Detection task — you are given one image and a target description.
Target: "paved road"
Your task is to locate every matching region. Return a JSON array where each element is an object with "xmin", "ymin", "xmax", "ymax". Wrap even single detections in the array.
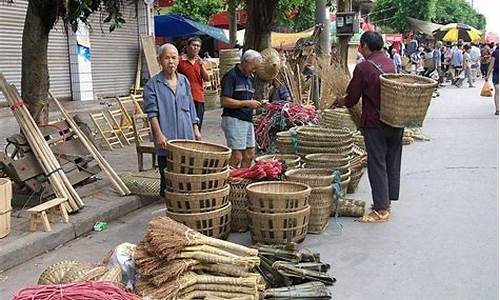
[{"xmin": 0, "ymin": 84, "xmax": 498, "ymax": 299}]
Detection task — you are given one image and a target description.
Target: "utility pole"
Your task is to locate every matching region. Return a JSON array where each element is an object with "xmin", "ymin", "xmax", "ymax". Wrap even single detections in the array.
[
  {"xmin": 228, "ymin": 0, "xmax": 237, "ymax": 47},
  {"xmin": 316, "ymin": 0, "xmax": 331, "ymax": 55},
  {"xmin": 337, "ymin": 0, "xmax": 352, "ymax": 69}
]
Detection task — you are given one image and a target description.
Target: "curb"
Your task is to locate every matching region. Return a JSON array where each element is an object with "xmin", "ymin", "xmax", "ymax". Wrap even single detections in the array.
[{"xmin": 0, "ymin": 193, "xmax": 159, "ymax": 272}]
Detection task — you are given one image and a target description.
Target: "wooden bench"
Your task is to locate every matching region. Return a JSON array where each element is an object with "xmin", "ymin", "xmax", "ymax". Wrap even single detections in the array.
[{"xmin": 27, "ymin": 198, "xmax": 69, "ymax": 232}]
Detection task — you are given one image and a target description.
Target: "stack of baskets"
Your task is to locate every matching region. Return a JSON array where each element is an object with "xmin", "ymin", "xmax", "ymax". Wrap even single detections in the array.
[
  {"xmin": 276, "ymin": 130, "xmax": 295, "ymax": 154},
  {"xmin": 352, "ymin": 131, "xmax": 365, "ymax": 150},
  {"xmin": 320, "ymin": 108, "xmax": 357, "ymax": 132},
  {"xmin": 295, "ymin": 126, "xmax": 354, "ymax": 157},
  {"xmin": 347, "ymin": 154, "xmax": 366, "ymax": 194},
  {"xmin": 255, "ymin": 154, "xmax": 301, "ymax": 170},
  {"xmin": 219, "ymin": 49, "xmax": 241, "ymax": 78},
  {"xmin": 246, "ymin": 181, "xmax": 311, "ymax": 244},
  {"xmin": 163, "ymin": 140, "xmax": 232, "ymax": 239},
  {"xmin": 303, "ymin": 153, "xmax": 351, "ymax": 196},
  {"xmin": 204, "ymin": 89, "xmax": 220, "ymax": 110},
  {"xmin": 285, "ymin": 169, "xmax": 335, "ymax": 233}
]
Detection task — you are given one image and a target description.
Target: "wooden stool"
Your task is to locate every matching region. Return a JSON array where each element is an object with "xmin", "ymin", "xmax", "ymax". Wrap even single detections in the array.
[{"xmin": 27, "ymin": 198, "xmax": 70, "ymax": 232}]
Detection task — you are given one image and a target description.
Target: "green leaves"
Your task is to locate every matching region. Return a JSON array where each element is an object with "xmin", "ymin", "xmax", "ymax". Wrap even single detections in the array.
[
  {"xmin": 169, "ymin": 0, "xmax": 225, "ymax": 23},
  {"xmin": 64, "ymin": 0, "xmax": 134, "ymax": 32}
]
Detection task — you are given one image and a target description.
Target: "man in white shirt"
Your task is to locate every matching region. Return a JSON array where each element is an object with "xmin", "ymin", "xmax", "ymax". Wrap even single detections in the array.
[{"xmin": 470, "ymin": 43, "xmax": 481, "ymax": 80}]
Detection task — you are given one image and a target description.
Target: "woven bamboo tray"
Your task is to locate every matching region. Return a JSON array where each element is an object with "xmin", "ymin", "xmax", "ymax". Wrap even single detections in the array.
[
  {"xmin": 166, "ymin": 202, "xmax": 232, "ymax": 239},
  {"xmin": 164, "ymin": 168, "xmax": 229, "ymax": 193},
  {"xmin": 247, "ymin": 205, "xmax": 310, "ymax": 244},
  {"xmin": 276, "ymin": 141, "xmax": 296, "ymax": 154},
  {"xmin": 347, "ymin": 169, "xmax": 364, "ymax": 194},
  {"xmin": 297, "ymin": 143, "xmax": 353, "ymax": 156},
  {"xmin": 227, "ymin": 177, "xmax": 253, "ymax": 233},
  {"xmin": 296, "ymin": 126, "xmax": 353, "ymax": 140},
  {"xmin": 165, "ymin": 185, "xmax": 230, "ymax": 213},
  {"xmin": 165, "ymin": 140, "xmax": 231, "ymax": 174},
  {"xmin": 255, "ymin": 154, "xmax": 301, "ymax": 166},
  {"xmin": 308, "ymin": 186, "xmax": 333, "ymax": 234},
  {"xmin": 379, "ymin": 74, "xmax": 437, "ymax": 128},
  {"xmin": 120, "ymin": 170, "xmax": 160, "ymax": 198},
  {"xmin": 285, "ymin": 168, "xmax": 335, "ymax": 188},
  {"xmin": 297, "ymin": 138, "xmax": 352, "ymax": 148},
  {"xmin": 246, "ymin": 181, "xmax": 311, "ymax": 213}
]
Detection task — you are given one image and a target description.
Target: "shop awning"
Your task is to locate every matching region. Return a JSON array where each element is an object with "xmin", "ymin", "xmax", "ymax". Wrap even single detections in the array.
[{"xmin": 155, "ymin": 14, "xmax": 229, "ymax": 43}]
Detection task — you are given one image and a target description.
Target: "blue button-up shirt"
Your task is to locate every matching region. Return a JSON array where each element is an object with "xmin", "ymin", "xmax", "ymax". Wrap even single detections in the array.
[{"xmin": 143, "ymin": 72, "xmax": 199, "ymax": 156}]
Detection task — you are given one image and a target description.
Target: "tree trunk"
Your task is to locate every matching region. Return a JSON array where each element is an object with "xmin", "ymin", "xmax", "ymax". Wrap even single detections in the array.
[
  {"xmin": 21, "ymin": 1, "xmax": 60, "ymax": 124},
  {"xmin": 336, "ymin": 0, "xmax": 351, "ymax": 69},
  {"xmin": 243, "ymin": 0, "xmax": 278, "ymax": 52},
  {"xmin": 228, "ymin": 0, "xmax": 237, "ymax": 47}
]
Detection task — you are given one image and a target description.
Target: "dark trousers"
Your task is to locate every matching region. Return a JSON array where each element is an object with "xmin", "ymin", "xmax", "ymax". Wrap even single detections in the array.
[
  {"xmin": 363, "ymin": 125, "xmax": 404, "ymax": 211},
  {"xmin": 481, "ymin": 63, "xmax": 489, "ymax": 78},
  {"xmin": 195, "ymin": 101, "xmax": 205, "ymax": 130},
  {"xmin": 158, "ymin": 155, "xmax": 167, "ymax": 197}
]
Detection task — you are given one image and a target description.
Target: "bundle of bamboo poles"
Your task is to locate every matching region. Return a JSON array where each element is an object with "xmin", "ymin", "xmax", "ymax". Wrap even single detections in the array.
[
  {"xmin": 48, "ymin": 91, "xmax": 131, "ymax": 196},
  {"xmin": 0, "ymin": 74, "xmax": 83, "ymax": 212},
  {"xmin": 134, "ymin": 217, "xmax": 263, "ymax": 300}
]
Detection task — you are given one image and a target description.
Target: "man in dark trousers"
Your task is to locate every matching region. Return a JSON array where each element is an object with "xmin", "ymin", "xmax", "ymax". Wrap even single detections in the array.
[{"xmin": 338, "ymin": 31, "xmax": 403, "ymax": 223}]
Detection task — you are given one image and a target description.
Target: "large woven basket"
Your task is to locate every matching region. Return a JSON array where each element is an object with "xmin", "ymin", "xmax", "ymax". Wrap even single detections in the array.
[
  {"xmin": 297, "ymin": 138, "xmax": 352, "ymax": 148},
  {"xmin": 246, "ymin": 181, "xmax": 311, "ymax": 213},
  {"xmin": 165, "ymin": 140, "xmax": 231, "ymax": 174},
  {"xmin": 285, "ymin": 168, "xmax": 335, "ymax": 188},
  {"xmin": 166, "ymin": 202, "xmax": 232, "ymax": 239},
  {"xmin": 308, "ymin": 186, "xmax": 334, "ymax": 234},
  {"xmin": 164, "ymin": 168, "xmax": 229, "ymax": 193},
  {"xmin": 348, "ymin": 169, "xmax": 364, "ymax": 194},
  {"xmin": 297, "ymin": 143, "xmax": 353, "ymax": 156},
  {"xmin": 227, "ymin": 177, "xmax": 253, "ymax": 233},
  {"xmin": 379, "ymin": 74, "xmax": 437, "ymax": 128},
  {"xmin": 219, "ymin": 49, "xmax": 240, "ymax": 77},
  {"xmin": 165, "ymin": 185, "xmax": 230, "ymax": 213},
  {"xmin": 296, "ymin": 126, "xmax": 353, "ymax": 140},
  {"xmin": 247, "ymin": 206, "xmax": 310, "ymax": 244}
]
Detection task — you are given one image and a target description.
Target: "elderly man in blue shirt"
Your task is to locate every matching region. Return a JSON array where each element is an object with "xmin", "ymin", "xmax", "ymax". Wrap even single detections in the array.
[{"xmin": 143, "ymin": 43, "xmax": 202, "ymax": 197}]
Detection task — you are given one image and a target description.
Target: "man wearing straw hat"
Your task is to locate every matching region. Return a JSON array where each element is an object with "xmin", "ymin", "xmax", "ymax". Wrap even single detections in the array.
[
  {"xmin": 143, "ymin": 43, "xmax": 202, "ymax": 197},
  {"xmin": 337, "ymin": 31, "xmax": 403, "ymax": 223},
  {"xmin": 220, "ymin": 49, "xmax": 263, "ymax": 168}
]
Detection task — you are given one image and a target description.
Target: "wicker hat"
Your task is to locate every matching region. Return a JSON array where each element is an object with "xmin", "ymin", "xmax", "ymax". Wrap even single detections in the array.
[{"xmin": 256, "ymin": 48, "xmax": 282, "ymax": 81}]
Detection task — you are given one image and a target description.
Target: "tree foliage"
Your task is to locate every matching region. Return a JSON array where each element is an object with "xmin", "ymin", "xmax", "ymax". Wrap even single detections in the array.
[
  {"xmin": 169, "ymin": 0, "xmax": 225, "ymax": 23},
  {"xmin": 276, "ymin": 0, "xmax": 316, "ymax": 32},
  {"xmin": 370, "ymin": 0, "xmax": 486, "ymax": 33}
]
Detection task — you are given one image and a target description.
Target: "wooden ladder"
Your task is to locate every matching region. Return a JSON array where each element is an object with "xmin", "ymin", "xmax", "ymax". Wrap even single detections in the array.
[{"xmin": 27, "ymin": 198, "xmax": 70, "ymax": 232}]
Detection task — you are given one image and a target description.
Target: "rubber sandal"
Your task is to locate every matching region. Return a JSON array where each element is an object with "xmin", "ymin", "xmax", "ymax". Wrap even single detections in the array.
[{"xmin": 358, "ymin": 210, "xmax": 390, "ymax": 223}]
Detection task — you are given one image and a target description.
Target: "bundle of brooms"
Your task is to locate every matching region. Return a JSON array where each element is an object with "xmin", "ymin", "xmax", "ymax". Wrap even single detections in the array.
[
  {"xmin": 134, "ymin": 216, "xmax": 264, "ymax": 300},
  {"xmin": 253, "ymin": 243, "xmax": 335, "ymax": 294},
  {"xmin": 314, "ymin": 56, "xmax": 362, "ymax": 128}
]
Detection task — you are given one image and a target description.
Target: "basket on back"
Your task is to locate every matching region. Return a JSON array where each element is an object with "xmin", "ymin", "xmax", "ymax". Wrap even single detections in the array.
[
  {"xmin": 246, "ymin": 181, "xmax": 311, "ymax": 244},
  {"xmin": 379, "ymin": 74, "xmax": 437, "ymax": 128},
  {"xmin": 165, "ymin": 140, "xmax": 231, "ymax": 174}
]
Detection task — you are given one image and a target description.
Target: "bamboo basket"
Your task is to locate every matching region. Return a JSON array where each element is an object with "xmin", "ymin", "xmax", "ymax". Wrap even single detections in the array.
[
  {"xmin": 166, "ymin": 202, "xmax": 232, "ymax": 239},
  {"xmin": 347, "ymin": 169, "xmax": 364, "ymax": 194},
  {"xmin": 297, "ymin": 143, "xmax": 353, "ymax": 156},
  {"xmin": 0, "ymin": 178, "xmax": 11, "ymax": 238},
  {"xmin": 296, "ymin": 126, "xmax": 353, "ymax": 140},
  {"xmin": 165, "ymin": 140, "xmax": 231, "ymax": 174},
  {"xmin": 297, "ymin": 138, "xmax": 352, "ymax": 148},
  {"xmin": 246, "ymin": 181, "xmax": 311, "ymax": 213},
  {"xmin": 247, "ymin": 206, "xmax": 310, "ymax": 244},
  {"xmin": 165, "ymin": 185, "xmax": 230, "ymax": 213},
  {"xmin": 205, "ymin": 90, "xmax": 220, "ymax": 110},
  {"xmin": 304, "ymin": 153, "xmax": 351, "ymax": 168},
  {"xmin": 276, "ymin": 141, "xmax": 296, "ymax": 155},
  {"xmin": 227, "ymin": 177, "xmax": 253, "ymax": 233},
  {"xmin": 219, "ymin": 49, "xmax": 241, "ymax": 77},
  {"xmin": 307, "ymin": 186, "xmax": 333, "ymax": 234},
  {"xmin": 379, "ymin": 74, "xmax": 437, "ymax": 128},
  {"xmin": 285, "ymin": 168, "xmax": 335, "ymax": 188},
  {"xmin": 120, "ymin": 170, "xmax": 160, "ymax": 198},
  {"xmin": 165, "ymin": 169, "xmax": 229, "ymax": 193},
  {"xmin": 255, "ymin": 154, "xmax": 301, "ymax": 167}
]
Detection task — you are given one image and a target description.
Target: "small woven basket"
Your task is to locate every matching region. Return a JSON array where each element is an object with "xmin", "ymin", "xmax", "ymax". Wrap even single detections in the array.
[
  {"xmin": 164, "ymin": 168, "xmax": 229, "ymax": 193},
  {"xmin": 379, "ymin": 74, "xmax": 437, "ymax": 128},
  {"xmin": 227, "ymin": 177, "xmax": 253, "ymax": 233},
  {"xmin": 246, "ymin": 181, "xmax": 311, "ymax": 213},
  {"xmin": 308, "ymin": 186, "xmax": 334, "ymax": 234},
  {"xmin": 247, "ymin": 206, "xmax": 311, "ymax": 244},
  {"xmin": 166, "ymin": 202, "xmax": 232, "ymax": 239},
  {"xmin": 165, "ymin": 185, "xmax": 230, "ymax": 213},
  {"xmin": 285, "ymin": 168, "xmax": 335, "ymax": 188},
  {"xmin": 165, "ymin": 140, "xmax": 231, "ymax": 174}
]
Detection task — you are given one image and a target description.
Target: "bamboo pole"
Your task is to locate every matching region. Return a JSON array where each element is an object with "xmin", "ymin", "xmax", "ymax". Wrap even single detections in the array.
[
  {"xmin": 48, "ymin": 91, "xmax": 131, "ymax": 195},
  {"xmin": 0, "ymin": 75, "xmax": 83, "ymax": 211}
]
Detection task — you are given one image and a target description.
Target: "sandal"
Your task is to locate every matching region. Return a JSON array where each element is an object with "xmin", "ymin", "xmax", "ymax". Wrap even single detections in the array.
[{"xmin": 358, "ymin": 210, "xmax": 390, "ymax": 223}]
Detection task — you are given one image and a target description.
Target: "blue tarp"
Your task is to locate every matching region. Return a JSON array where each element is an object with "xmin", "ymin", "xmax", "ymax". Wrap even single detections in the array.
[{"xmin": 154, "ymin": 14, "xmax": 229, "ymax": 43}]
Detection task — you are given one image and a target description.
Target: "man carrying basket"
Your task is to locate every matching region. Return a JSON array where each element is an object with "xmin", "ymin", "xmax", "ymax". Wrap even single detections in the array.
[{"xmin": 337, "ymin": 31, "xmax": 404, "ymax": 223}]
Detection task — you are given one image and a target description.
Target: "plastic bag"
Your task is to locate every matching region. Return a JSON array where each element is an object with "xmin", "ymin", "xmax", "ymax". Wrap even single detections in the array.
[{"xmin": 481, "ymin": 81, "xmax": 493, "ymax": 97}]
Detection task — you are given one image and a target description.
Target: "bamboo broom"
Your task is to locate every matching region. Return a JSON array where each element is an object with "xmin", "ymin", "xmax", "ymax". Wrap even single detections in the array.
[
  {"xmin": 144, "ymin": 217, "xmax": 258, "ymax": 259},
  {"xmin": 48, "ymin": 91, "xmax": 131, "ymax": 196},
  {"xmin": 192, "ymin": 263, "xmax": 258, "ymax": 278},
  {"xmin": 174, "ymin": 251, "xmax": 260, "ymax": 268},
  {"xmin": 0, "ymin": 75, "xmax": 83, "ymax": 211},
  {"xmin": 180, "ymin": 291, "xmax": 258, "ymax": 300},
  {"xmin": 179, "ymin": 283, "xmax": 258, "ymax": 295}
]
